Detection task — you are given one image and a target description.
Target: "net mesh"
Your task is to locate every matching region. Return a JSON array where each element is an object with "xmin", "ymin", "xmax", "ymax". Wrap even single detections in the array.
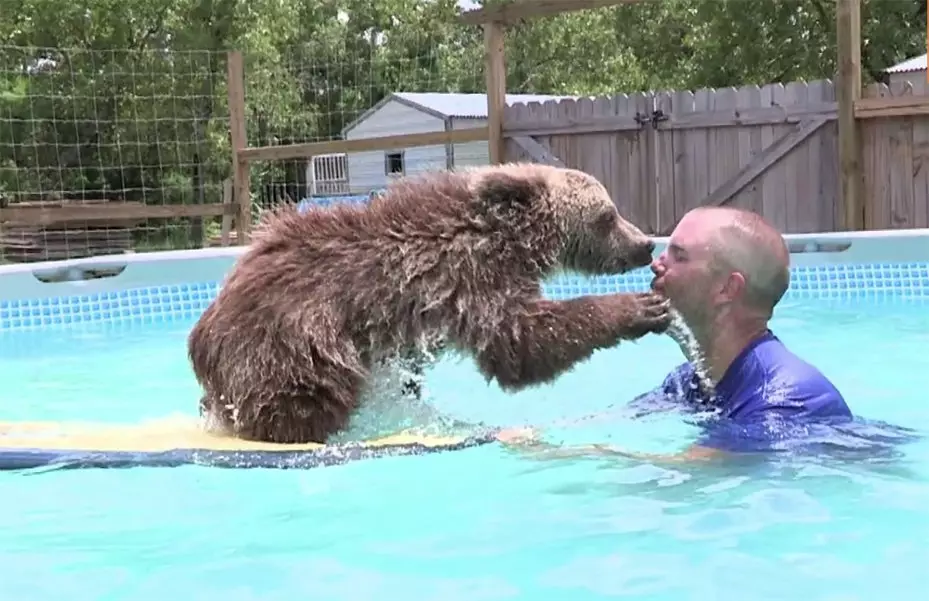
[
  {"xmin": 0, "ymin": 46, "xmax": 229, "ymax": 262},
  {"xmin": 240, "ymin": 8, "xmax": 487, "ymax": 225},
  {"xmin": 0, "ymin": 2, "xmax": 656, "ymax": 264}
]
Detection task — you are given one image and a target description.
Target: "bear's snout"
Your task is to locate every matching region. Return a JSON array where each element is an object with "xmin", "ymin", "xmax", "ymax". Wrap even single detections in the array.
[{"xmin": 625, "ymin": 239, "xmax": 657, "ymax": 270}]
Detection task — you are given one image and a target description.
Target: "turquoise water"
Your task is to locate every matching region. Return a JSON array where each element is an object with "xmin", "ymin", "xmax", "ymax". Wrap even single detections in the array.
[{"xmin": 0, "ymin": 300, "xmax": 928, "ymax": 600}]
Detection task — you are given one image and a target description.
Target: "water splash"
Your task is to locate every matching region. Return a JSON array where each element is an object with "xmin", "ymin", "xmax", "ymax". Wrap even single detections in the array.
[
  {"xmin": 667, "ymin": 308, "xmax": 716, "ymax": 400},
  {"xmin": 330, "ymin": 350, "xmax": 470, "ymax": 444}
]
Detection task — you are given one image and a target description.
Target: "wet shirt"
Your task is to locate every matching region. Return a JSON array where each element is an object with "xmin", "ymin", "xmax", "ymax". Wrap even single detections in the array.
[{"xmin": 656, "ymin": 330, "xmax": 853, "ymax": 452}]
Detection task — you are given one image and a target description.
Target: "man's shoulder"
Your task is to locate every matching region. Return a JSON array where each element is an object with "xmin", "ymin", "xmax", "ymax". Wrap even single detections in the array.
[{"xmin": 733, "ymin": 333, "xmax": 850, "ymax": 420}]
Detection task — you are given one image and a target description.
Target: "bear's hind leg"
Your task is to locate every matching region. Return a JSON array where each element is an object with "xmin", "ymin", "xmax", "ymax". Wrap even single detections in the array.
[
  {"xmin": 234, "ymin": 374, "xmax": 363, "ymax": 445},
  {"xmin": 199, "ymin": 392, "xmax": 235, "ymax": 435}
]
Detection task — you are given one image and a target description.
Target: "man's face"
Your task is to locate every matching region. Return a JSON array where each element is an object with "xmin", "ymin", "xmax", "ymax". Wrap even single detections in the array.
[{"xmin": 650, "ymin": 213, "xmax": 723, "ymax": 328}]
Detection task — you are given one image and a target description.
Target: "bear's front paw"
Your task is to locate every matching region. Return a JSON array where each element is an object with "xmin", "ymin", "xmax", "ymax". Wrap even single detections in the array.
[{"xmin": 609, "ymin": 291, "xmax": 672, "ymax": 340}]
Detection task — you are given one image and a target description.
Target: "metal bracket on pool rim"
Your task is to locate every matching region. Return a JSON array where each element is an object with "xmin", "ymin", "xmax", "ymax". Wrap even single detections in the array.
[{"xmin": 31, "ymin": 262, "xmax": 128, "ymax": 284}]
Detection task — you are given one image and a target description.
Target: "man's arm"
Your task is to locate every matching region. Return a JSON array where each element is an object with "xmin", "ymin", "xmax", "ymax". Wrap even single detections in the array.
[{"xmin": 494, "ymin": 428, "xmax": 725, "ymax": 464}]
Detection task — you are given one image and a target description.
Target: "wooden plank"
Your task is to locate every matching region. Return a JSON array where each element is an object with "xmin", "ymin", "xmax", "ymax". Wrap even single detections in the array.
[
  {"xmin": 657, "ymin": 117, "xmax": 832, "ymax": 235},
  {"xmin": 761, "ymin": 85, "xmax": 790, "ymax": 232},
  {"xmin": 0, "ymin": 202, "xmax": 236, "ymax": 228},
  {"xmin": 806, "ymin": 80, "xmax": 836, "ymax": 232},
  {"xmin": 1, "ymin": 230, "xmax": 133, "ymax": 242},
  {"xmin": 653, "ymin": 92, "xmax": 675, "ymax": 233},
  {"xmin": 711, "ymin": 87, "xmax": 739, "ymax": 223},
  {"xmin": 663, "ymin": 102, "xmax": 837, "ymax": 129},
  {"xmin": 582, "ymin": 97, "xmax": 625, "ymax": 220},
  {"xmin": 635, "ymin": 92, "xmax": 657, "ymax": 233},
  {"xmin": 613, "ymin": 96, "xmax": 636, "ymax": 224},
  {"xmin": 504, "ymin": 104, "xmax": 836, "ymax": 138},
  {"xmin": 1, "ymin": 225, "xmax": 135, "ymax": 262},
  {"xmin": 240, "ymin": 127, "xmax": 489, "ymax": 162},
  {"xmin": 912, "ymin": 91, "xmax": 929, "ymax": 228},
  {"xmin": 836, "ymin": 0, "xmax": 863, "ymax": 230},
  {"xmin": 707, "ymin": 117, "xmax": 830, "ymax": 209},
  {"xmin": 227, "ymin": 50, "xmax": 252, "ymax": 243},
  {"xmin": 484, "ymin": 23, "xmax": 507, "ymax": 164},
  {"xmin": 669, "ymin": 90, "xmax": 695, "ymax": 227},
  {"xmin": 458, "ymin": 0, "xmax": 649, "ymax": 25},
  {"xmin": 735, "ymin": 84, "xmax": 765, "ymax": 216},
  {"xmin": 506, "ymin": 115, "xmax": 641, "ymax": 137},
  {"xmin": 220, "ymin": 178, "xmax": 233, "ymax": 246},
  {"xmin": 888, "ymin": 108, "xmax": 915, "ymax": 228},
  {"xmin": 854, "ymin": 95, "xmax": 929, "ymax": 119},
  {"xmin": 786, "ymin": 82, "xmax": 811, "ymax": 232},
  {"xmin": 510, "ymin": 136, "xmax": 565, "ymax": 166}
]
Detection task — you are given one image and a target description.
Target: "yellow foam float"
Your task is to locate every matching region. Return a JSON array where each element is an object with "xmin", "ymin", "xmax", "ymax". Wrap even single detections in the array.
[{"xmin": 0, "ymin": 416, "xmax": 497, "ymax": 471}]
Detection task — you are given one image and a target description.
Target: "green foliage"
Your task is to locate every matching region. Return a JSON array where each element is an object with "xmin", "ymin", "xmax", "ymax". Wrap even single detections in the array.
[{"xmin": 0, "ymin": 0, "xmax": 924, "ymax": 227}]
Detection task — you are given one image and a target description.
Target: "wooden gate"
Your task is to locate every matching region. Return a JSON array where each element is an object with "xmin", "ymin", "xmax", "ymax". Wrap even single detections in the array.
[
  {"xmin": 504, "ymin": 95, "xmax": 658, "ymax": 233},
  {"xmin": 503, "ymin": 80, "xmax": 840, "ymax": 236}
]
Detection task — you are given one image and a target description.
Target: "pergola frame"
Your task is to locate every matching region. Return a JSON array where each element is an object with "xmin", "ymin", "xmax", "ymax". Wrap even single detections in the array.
[{"xmin": 458, "ymin": 0, "xmax": 867, "ymax": 230}]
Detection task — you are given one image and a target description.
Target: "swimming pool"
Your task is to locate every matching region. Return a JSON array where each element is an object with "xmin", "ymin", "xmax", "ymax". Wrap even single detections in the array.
[{"xmin": 0, "ymin": 228, "xmax": 928, "ymax": 600}]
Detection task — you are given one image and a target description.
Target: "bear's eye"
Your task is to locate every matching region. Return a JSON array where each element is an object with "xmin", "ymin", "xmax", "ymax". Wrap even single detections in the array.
[{"xmin": 595, "ymin": 209, "xmax": 617, "ymax": 229}]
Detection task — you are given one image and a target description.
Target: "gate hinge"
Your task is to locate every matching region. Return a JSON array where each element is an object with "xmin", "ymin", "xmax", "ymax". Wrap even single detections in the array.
[{"xmin": 634, "ymin": 109, "xmax": 669, "ymax": 129}]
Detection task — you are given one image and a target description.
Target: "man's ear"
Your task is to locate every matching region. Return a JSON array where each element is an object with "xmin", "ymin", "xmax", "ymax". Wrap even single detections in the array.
[{"xmin": 719, "ymin": 271, "xmax": 747, "ymax": 303}]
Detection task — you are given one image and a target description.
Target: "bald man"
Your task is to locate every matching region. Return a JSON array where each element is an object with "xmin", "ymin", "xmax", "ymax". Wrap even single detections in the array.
[{"xmin": 495, "ymin": 206, "xmax": 852, "ymax": 462}]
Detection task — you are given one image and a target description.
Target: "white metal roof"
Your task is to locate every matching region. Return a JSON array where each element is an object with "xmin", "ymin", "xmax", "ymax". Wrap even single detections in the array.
[
  {"xmin": 393, "ymin": 92, "xmax": 576, "ymax": 118},
  {"xmin": 341, "ymin": 91, "xmax": 577, "ymax": 136},
  {"xmin": 885, "ymin": 53, "xmax": 927, "ymax": 74}
]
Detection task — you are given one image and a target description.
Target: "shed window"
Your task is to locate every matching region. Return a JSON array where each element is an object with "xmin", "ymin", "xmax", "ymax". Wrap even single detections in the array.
[{"xmin": 385, "ymin": 151, "xmax": 405, "ymax": 176}]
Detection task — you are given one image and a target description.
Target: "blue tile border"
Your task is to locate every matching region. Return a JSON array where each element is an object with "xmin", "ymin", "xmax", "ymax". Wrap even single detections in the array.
[
  {"xmin": 0, "ymin": 282, "xmax": 220, "ymax": 332},
  {"xmin": 0, "ymin": 262, "xmax": 927, "ymax": 333}
]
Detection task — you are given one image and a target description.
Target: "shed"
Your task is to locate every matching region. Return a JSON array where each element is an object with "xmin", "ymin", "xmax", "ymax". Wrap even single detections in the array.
[
  {"xmin": 884, "ymin": 53, "xmax": 927, "ymax": 89},
  {"xmin": 318, "ymin": 92, "xmax": 573, "ymax": 195}
]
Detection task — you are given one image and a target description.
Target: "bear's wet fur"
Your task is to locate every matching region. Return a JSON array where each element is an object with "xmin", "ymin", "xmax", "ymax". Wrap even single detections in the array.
[{"xmin": 188, "ymin": 163, "xmax": 671, "ymax": 444}]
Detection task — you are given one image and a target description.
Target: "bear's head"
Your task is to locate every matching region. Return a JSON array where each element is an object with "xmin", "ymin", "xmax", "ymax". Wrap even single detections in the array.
[{"xmin": 468, "ymin": 163, "xmax": 656, "ymax": 277}]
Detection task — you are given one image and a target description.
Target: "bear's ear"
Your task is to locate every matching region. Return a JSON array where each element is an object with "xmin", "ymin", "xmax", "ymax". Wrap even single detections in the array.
[{"xmin": 473, "ymin": 171, "xmax": 546, "ymax": 212}]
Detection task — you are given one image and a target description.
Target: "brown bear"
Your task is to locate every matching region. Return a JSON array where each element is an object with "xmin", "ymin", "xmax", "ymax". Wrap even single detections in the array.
[{"xmin": 187, "ymin": 162, "xmax": 671, "ymax": 444}]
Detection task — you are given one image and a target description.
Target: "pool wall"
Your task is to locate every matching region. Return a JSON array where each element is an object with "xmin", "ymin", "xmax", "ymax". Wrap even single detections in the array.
[{"xmin": 0, "ymin": 228, "xmax": 927, "ymax": 332}]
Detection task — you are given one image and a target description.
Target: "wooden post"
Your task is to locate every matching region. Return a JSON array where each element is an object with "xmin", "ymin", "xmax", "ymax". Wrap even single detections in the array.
[
  {"xmin": 836, "ymin": 0, "xmax": 863, "ymax": 231},
  {"xmin": 220, "ymin": 178, "xmax": 233, "ymax": 246},
  {"xmin": 484, "ymin": 22, "xmax": 507, "ymax": 164},
  {"xmin": 226, "ymin": 50, "xmax": 252, "ymax": 244}
]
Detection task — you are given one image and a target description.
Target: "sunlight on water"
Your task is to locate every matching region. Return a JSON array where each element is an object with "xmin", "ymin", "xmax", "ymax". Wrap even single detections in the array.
[{"xmin": 0, "ymin": 300, "xmax": 928, "ymax": 600}]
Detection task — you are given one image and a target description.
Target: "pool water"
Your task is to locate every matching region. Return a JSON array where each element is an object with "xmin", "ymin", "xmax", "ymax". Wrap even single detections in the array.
[{"xmin": 1, "ymin": 299, "xmax": 928, "ymax": 601}]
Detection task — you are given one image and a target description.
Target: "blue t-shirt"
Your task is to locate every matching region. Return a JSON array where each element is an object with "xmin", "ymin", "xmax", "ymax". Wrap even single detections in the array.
[{"xmin": 653, "ymin": 330, "xmax": 852, "ymax": 452}]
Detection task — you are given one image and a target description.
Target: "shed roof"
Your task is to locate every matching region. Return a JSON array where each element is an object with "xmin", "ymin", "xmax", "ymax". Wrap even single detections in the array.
[
  {"xmin": 885, "ymin": 53, "xmax": 927, "ymax": 74},
  {"xmin": 341, "ymin": 92, "xmax": 576, "ymax": 136}
]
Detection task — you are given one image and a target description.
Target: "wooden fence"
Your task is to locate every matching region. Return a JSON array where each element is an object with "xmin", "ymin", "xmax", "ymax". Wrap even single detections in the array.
[{"xmin": 504, "ymin": 77, "xmax": 929, "ymax": 235}]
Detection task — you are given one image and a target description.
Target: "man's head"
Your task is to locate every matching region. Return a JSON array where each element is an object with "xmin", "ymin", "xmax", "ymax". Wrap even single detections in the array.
[{"xmin": 650, "ymin": 206, "xmax": 790, "ymax": 334}]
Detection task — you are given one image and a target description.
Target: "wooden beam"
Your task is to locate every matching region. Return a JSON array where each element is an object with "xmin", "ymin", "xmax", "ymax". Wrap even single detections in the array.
[
  {"xmin": 854, "ymin": 95, "xmax": 929, "ymax": 119},
  {"xmin": 506, "ymin": 114, "xmax": 641, "ymax": 137},
  {"xmin": 504, "ymin": 103, "xmax": 838, "ymax": 138},
  {"xmin": 702, "ymin": 117, "xmax": 831, "ymax": 206},
  {"xmin": 658, "ymin": 117, "xmax": 831, "ymax": 235},
  {"xmin": 239, "ymin": 128, "xmax": 489, "ymax": 162},
  {"xmin": 459, "ymin": 0, "xmax": 647, "ymax": 25},
  {"xmin": 510, "ymin": 136, "xmax": 565, "ymax": 166},
  {"xmin": 484, "ymin": 22, "xmax": 507, "ymax": 164},
  {"xmin": 227, "ymin": 50, "xmax": 251, "ymax": 243},
  {"xmin": 220, "ymin": 178, "xmax": 234, "ymax": 246},
  {"xmin": 664, "ymin": 103, "xmax": 837, "ymax": 130},
  {"xmin": 0, "ymin": 202, "xmax": 236, "ymax": 228},
  {"xmin": 705, "ymin": 118, "xmax": 831, "ymax": 208},
  {"xmin": 836, "ymin": 0, "xmax": 863, "ymax": 231}
]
